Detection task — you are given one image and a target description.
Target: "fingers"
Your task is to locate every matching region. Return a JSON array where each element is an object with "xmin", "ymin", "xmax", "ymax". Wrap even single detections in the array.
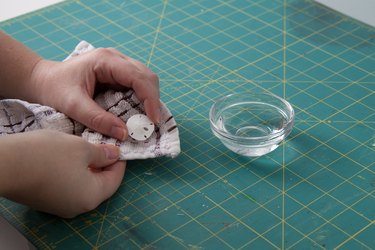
[
  {"xmin": 95, "ymin": 161, "xmax": 126, "ymax": 200},
  {"xmin": 91, "ymin": 49, "xmax": 161, "ymax": 124},
  {"xmin": 128, "ymin": 58, "xmax": 161, "ymax": 124},
  {"xmin": 88, "ymin": 143, "xmax": 121, "ymax": 168},
  {"xmin": 70, "ymin": 95, "xmax": 128, "ymax": 141},
  {"xmin": 144, "ymin": 98, "xmax": 161, "ymax": 124},
  {"xmin": 87, "ymin": 145, "xmax": 125, "ymax": 208}
]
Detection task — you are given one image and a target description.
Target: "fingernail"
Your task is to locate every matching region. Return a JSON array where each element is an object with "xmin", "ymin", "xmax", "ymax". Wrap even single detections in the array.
[
  {"xmin": 111, "ymin": 126, "xmax": 127, "ymax": 141},
  {"xmin": 155, "ymin": 115, "xmax": 161, "ymax": 125},
  {"xmin": 104, "ymin": 146, "xmax": 120, "ymax": 160},
  {"xmin": 154, "ymin": 112, "xmax": 161, "ymax": 125}
]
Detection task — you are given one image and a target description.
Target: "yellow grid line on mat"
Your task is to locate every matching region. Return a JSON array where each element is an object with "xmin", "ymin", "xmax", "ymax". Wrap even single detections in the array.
[{"xmin": 0, "ymin": 0, "xmax": 374, "ymax": 249}]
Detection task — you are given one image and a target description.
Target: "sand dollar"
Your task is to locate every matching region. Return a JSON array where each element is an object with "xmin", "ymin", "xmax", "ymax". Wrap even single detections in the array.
[{"xmin": 126, "ymin": 114, "xmax": 155, "ymax": 141}]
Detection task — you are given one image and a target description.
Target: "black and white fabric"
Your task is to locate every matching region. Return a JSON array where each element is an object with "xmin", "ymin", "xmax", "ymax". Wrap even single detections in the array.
[{"xmin": 0, "ymin": 41, "xmax": 181, "ymax": 160}]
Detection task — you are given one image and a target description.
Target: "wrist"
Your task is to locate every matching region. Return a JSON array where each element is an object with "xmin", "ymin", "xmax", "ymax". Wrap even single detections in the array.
[{"xmin": 28, "ymin": 59, "xmax": 54, "ymax": 105}]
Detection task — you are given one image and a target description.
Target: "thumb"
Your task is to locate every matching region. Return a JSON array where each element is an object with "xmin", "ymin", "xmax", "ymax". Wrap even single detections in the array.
[
  {"xmin": 92, "ymin": 161, "xmax": 126, "ymax": 202},
  {"xmin": 71, "ymin": 96, "xmax": 128, "ymax": 141},
  {"xmin": 88, "ymin": 143, "xmax": 120, "ymax": 168}
]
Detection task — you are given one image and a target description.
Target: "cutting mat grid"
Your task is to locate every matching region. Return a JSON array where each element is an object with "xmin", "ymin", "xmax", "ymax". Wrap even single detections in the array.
[{"xmin": 1, "ymin": 0, "xmax": 374, "ymax": 249}]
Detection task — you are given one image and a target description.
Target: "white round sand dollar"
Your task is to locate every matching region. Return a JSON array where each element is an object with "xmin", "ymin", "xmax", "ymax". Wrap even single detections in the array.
[{"xmin": 126, "ymin": 114, "xmax": 155, "ymax": 141}]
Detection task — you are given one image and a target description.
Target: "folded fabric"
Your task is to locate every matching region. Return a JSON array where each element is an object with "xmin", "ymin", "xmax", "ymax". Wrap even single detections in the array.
[
  {"xmin": 0, "ymin": 99, "xmax": 84, "ymax": 135},
  {"xmin": 0, "ymin": 41, "xmax": 181, "ymax": 160},
  {"xmin": 82, "ymin": 89, "xmax": 180, "ymax": 159}
]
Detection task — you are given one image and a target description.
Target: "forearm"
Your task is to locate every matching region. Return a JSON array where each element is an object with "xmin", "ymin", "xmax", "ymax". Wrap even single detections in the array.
[
  {"xmin": 0, "ymin": 134, "xmax": 24, "ymax": 197},
  {"xmin": 0, "ymin": 31, "xmax": 42, "ymax": 102},
  {"xmin": 0, "ymin": 132, "xmax": 45, "ymax": 198}
]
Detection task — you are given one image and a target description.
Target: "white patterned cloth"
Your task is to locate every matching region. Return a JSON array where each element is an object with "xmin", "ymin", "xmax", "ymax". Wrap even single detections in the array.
[{"xmin": 0, "ymin": 41, "xmax": 181, "ymax": 160}]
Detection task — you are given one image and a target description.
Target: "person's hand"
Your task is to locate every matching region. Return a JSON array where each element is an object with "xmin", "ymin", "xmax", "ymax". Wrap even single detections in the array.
[
  {"xmin": 0, "ymin": 130, "xmax": 126, "ymax": 218},
  {"xmin": 29, "ymin": 48, "xmax": 160, "ymax": 141}
]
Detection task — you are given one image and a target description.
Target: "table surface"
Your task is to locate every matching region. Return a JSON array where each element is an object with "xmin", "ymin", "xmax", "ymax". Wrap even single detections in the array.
[
  {"xmin": 0, "ymin": 0, "xmax": 374, "ymax": 249},
  {"xmin": 0, "ymin": 0, "xmax": 64, "ymax": 22}
]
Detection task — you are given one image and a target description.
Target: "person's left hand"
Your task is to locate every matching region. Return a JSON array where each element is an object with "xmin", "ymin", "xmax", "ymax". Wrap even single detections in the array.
[
  {"xmin": 29, "ymin": 48, "xmax": 160, "ymax": 141},
  {"xmin": 0, "ymin": 130, "xmax": 126, "ymax": 218}
]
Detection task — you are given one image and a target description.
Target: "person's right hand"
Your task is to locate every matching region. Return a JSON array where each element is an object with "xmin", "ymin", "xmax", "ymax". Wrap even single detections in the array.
[
  {"xmin": 29, "ymin": 48, "xmax": 160, "ymax": 141},
  {"xmin": 0, "ymin": 130, "xmax": 126, "ymax": 218},
  {"xmin": 0, "ymin": 31, "xmax": 160, "ymax": 141}
]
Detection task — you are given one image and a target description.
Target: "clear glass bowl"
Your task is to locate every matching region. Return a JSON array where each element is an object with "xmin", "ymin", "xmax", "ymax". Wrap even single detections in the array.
[{"xmin": 209, "ymin": 92, "xmax": 294, "ymax": 157}]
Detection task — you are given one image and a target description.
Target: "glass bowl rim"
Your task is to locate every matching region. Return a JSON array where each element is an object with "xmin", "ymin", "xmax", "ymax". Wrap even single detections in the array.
[{"xmin": 209, "ymin": 92, "xmax": 295, "ymax": 143}]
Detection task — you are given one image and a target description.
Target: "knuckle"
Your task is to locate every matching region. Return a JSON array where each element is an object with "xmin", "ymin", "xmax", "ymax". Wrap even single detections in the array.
[
  {"xmin": 63, "ymin": 95, "xmax": 80, "ymax": 115},
  {"xmin": 93, "ymin": 48, "xmax": 112, "ymax": 58},
  {"xmin": 89, "ymin": 113, "xmax": 107, "ymax": 132},
  {"xmin": 78, "ymin": 140, "xmax": 92, "ymax": 159},
  {"xmin": 149, "ymin": 71, "xmax": 159, "ymax": 84},
  {"xmin": 107, "ymin": 47, "xmax": 119, "ymax": 54}
]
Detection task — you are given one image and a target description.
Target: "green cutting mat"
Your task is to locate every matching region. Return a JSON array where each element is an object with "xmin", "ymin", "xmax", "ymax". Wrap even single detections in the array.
[{"xmin": 1, "ymin": 0, "xmax": 374, "ymax": 249}]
